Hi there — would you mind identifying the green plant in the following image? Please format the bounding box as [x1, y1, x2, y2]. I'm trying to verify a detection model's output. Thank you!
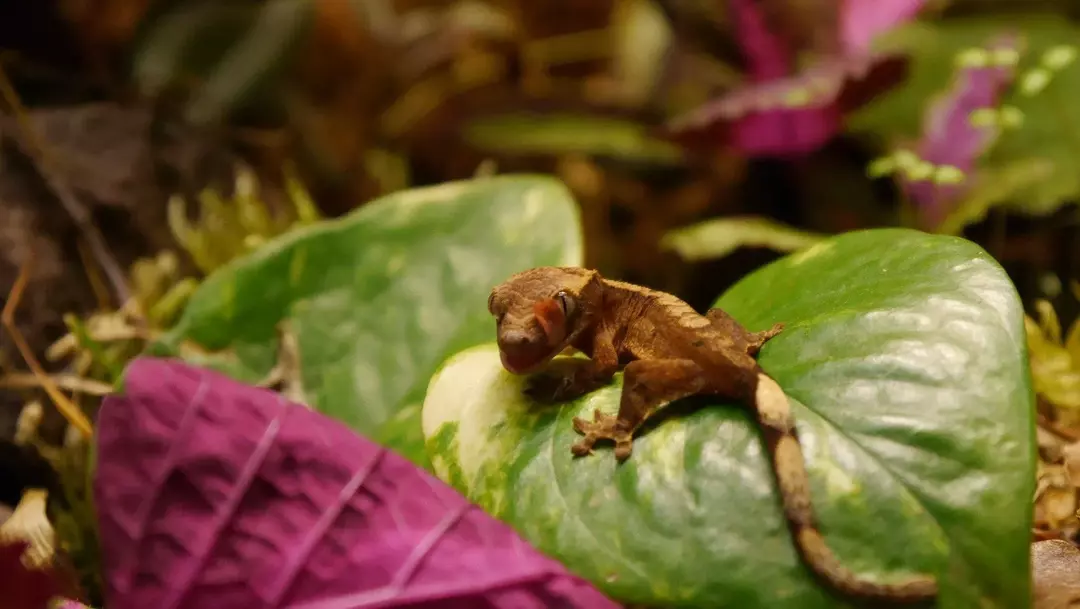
[147, 174, 583, 467]
[423, 229, 1034, 608]
[851, 16, 1080, 231]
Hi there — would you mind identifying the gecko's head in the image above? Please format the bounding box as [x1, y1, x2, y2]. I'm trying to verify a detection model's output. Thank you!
[488, 266, 603, 374]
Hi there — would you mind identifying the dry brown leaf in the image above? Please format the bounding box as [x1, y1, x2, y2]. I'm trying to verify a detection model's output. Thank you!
[1065, 442, 1080, 489]
[1041, 424, 1068, 463]
[1035, 460, 1080, 540]
[0, 489, 54, 569]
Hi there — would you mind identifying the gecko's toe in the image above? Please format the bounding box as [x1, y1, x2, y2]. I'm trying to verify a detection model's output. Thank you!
[573, 410, 615, 433]
[570, 438, 594, 457]
[571, 410, 633, 459]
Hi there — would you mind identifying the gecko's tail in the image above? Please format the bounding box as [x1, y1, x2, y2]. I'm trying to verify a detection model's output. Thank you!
[750, 371, 938, 602]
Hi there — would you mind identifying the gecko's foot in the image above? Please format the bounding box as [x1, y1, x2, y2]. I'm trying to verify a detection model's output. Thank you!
[747, 322, 785, 356]
[570, 409, 634, 461]
[752, 322, 784, 343]
[762, 322, 785, 338]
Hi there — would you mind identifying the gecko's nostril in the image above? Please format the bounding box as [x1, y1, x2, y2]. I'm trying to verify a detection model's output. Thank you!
[499, 330, 532, 349]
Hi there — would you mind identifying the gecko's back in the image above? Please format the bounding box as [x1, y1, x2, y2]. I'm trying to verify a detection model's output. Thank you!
[598, 279, 760, 374]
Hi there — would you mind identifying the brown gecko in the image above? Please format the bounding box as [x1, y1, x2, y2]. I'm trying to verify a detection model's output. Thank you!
[487, 266, 937, 602]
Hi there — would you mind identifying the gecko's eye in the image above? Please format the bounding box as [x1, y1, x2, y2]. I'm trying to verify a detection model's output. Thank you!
[555, 290, 576, 319]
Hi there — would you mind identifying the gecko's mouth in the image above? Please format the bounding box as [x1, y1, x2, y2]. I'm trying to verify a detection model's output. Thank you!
[499, 347, 552, 374]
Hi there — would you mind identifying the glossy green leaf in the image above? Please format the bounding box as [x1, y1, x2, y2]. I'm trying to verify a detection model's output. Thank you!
[850, 16, 1080, 215]
[150, 175, 583, 466]
[421, 229, 1034, 608]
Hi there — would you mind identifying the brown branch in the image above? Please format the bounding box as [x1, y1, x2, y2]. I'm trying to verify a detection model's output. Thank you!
[0, 372, 113, 396]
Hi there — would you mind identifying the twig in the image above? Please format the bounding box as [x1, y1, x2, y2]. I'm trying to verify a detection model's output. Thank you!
[76, 237, 113, 312]
[0, 64, 130, 307]
[0, 372, 113, 396]
[1, 255, 94, 438]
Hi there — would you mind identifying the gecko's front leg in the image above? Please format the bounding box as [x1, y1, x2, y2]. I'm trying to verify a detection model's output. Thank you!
[572, 358, 707, 460]
[526, 326, 619, 402]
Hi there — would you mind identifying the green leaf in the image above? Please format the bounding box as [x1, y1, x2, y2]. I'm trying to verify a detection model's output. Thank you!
[933, 158, 1055, 236]
[421, 229, 1034, 608]
[462, 113, 685, 164]
[661, 216, 828, 261]
[151, 175, 583, 466]
[849, 16, 1080, 215]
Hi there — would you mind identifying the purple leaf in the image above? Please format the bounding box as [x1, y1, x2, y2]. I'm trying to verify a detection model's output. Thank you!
[94, 357, 619, 609]
[665, 50, 906, 156]
[899, 34, 1020, 221]
[663, 0, 914, 157]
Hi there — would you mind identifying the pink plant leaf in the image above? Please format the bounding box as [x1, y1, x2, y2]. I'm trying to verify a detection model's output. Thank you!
[757, 0, 927, 56]
[899, 33, 1021, 220]
[662, 0, 915, 157]
[665, 51, 907, 156]
[93, 357, 620, 609]
[839, 0, 926, 55]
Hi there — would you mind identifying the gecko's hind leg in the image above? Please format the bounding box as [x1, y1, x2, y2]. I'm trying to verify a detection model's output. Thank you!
[571, 359, 707, 461]
[704, 309, 784, 356]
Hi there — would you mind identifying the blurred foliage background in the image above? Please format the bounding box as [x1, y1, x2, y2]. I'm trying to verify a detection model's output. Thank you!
[5, 0, 1080, 601]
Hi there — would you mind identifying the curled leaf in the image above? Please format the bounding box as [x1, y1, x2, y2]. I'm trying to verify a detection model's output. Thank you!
[660, 215, 827, 261]
[463, 113, 685, 164]
[94, 357, 617, 609]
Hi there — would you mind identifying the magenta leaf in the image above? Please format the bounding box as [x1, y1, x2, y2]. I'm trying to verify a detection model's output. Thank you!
[93, 357, 619, 609]
[839, 0, 926, 54]
[897, 34, 1020, 222]
[665, 51, 907, 156]
[663, 0, 915, 156]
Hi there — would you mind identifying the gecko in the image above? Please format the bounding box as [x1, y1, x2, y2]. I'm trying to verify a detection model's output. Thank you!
[487, 265, 937, 602]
